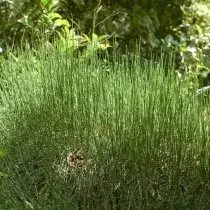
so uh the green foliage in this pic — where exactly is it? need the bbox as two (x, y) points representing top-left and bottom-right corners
(162, 1), (210, 89)
(0, 0), (191, 52)
(58, 0), (190, 52)
(0, 0), (67, 46)
(2, 0), (210, 90)
(0, 0), (110, 60)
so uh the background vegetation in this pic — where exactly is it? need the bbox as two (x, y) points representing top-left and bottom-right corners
(1, 0), (210, 87)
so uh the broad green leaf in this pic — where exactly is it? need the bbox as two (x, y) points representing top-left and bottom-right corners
(83, 34), (91, 43)
(40, 0), (52, 7)
(196, 24), (203, 35)
(54, 19), (70, 28)
(41, 0), (59, 11)
(92, 33), (98, 42)
(48, 12), (62, 20)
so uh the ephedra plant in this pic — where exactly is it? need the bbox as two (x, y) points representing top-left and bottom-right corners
(0, 44), (209, 209)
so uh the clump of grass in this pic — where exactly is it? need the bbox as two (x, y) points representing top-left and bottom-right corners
(0, 46), (209, 209)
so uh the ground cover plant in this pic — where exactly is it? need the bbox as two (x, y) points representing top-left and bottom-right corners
(0, 45), (210, 209)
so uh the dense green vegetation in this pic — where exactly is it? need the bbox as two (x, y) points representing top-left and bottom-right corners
(0, 45), (210, 209)
(1, 0), (210, 85)
(0, 0), (210, 209)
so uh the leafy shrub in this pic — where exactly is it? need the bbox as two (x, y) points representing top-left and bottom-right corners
(0, 0), (68, 47)
(0, 0), (110, 59)
(58, 0), (191, 53)
(0, 0), (191, 52)
(162, 0), (210, 89)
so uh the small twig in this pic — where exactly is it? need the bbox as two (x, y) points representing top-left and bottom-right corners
(95, 12), (127, 28)
(92, 0), (102, 35)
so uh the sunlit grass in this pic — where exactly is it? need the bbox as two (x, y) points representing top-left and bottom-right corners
(0, 46), (209, 209)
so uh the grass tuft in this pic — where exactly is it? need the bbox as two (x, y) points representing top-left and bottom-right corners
(0, 46), (209, 209)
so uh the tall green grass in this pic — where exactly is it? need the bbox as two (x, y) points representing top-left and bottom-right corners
(0, 46), (209, 209)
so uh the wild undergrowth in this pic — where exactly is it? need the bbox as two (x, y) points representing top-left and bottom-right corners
(0, 46), (209, 209)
